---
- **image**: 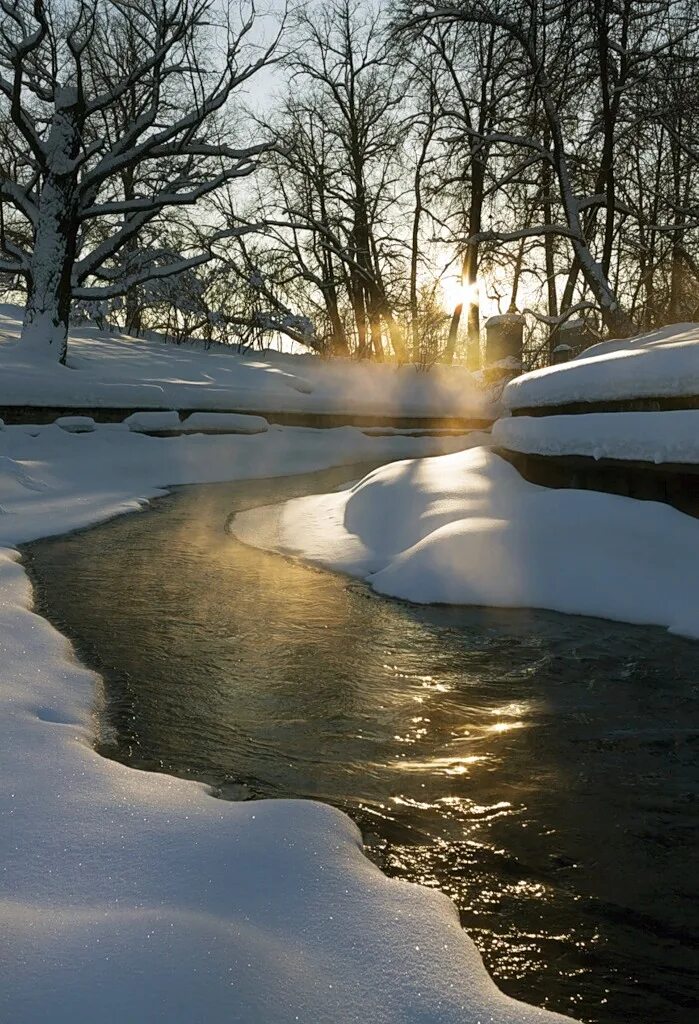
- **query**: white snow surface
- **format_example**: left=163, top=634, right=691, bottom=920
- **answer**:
left=504, top=322, right=699, bottom=409
left=55, top=415, right=97, bottom=433
left=125, top=409, right=182, bottom=432
left=231, top=447, right=699, bottom=641
left=0, top=306, right=492, bottom=418
left=181, top=410, right=269, bottom=433
left=493, top=410, right=699, bottom=464
left=0, top=423, right=570, bottom=1023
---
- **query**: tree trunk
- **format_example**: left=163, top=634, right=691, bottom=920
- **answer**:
left=444, top=151, right=485, bottom=365
left=321, top=255, right=349, bottom=356
left=542, top=130, right=559, bottom=360
left=542, top=88, right=634, bottom=338
left=124, top=289, right=142, bottom=336
left=326, top=296, right=349, bottom=356
left=382, top=308, right=407, bottom=363
left=121, top=169, right=142, bottom=336
left=368, top=296, right=384, bottom=361
left=21, top=97, right=81, bottom=363
left=350, top=274, right=369, bottom=357
left=444, top=243, right=481, bottom=367
left=410, top=159, right=424, bottom=362
left=445, top=299, right=463, bottom=364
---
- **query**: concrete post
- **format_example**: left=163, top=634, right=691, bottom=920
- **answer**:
left=552, top=343, right=574, bottom=364
left=483, top=313, right=524, bottom=388
left=558, top=319, right=594, bottom=356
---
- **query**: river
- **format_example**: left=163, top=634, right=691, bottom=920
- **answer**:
left=24, top=464, right=699, bottom=1024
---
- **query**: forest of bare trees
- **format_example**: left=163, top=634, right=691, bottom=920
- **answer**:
left=1, top=0, right=698, bottom=365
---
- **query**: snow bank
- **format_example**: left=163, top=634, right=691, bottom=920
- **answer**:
left=125, top=409, right=181, bottom=432
left=0, top=424, right=472, bottom=545
left=231, top=447, right=699, bottom=640
left=493, top=409, right=699, bottom=464
left=55, top=414, right=97, bottom=433
left=504, top=322, right=699, bottom=410
left=0, top=306, right=493, bottom=419
left=0, top=424, right=571, bottom=1022
left=180, top=410, right=269, bottom=433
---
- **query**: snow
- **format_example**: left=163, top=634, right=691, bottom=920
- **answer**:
left=55, top=414, right=97, bottom=433
left=0, top=306, right=493, bottom=419
left=493, top=410, right=699, bottom=464
left=486, top=312, right=525, bottom=326
left=0, top=422, right=570, bottom=1023
left=504, top=322, right=699, bottom=409
left=124, top=409, right=181, bottom=432
left=180, top=411, right=269, bottom=433
left=0, top=424, right=471, bottom=545
left=230, top=446, right=699, bottom=641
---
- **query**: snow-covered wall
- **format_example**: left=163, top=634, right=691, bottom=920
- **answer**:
left=504, top=323, right=699, bottom=410
left=493, top=410, right=699, bottom=464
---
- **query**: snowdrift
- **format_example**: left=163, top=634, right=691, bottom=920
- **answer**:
left=231, top=447, right=699, bottom=639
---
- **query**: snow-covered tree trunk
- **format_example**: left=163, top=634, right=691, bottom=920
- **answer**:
left=539, top=68, right=635, bottom=339
left=21, top=93, right=81, bottom=364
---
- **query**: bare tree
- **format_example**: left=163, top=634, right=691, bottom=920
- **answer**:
left=0, top=0, right=280, bottom=362
left=398, top=0, right=640, bottom=337
left=400, top=0, right=699, bottom=347
left=420, top=21, right=507, bottom=363
left=270, top=0, right=410, bottom=360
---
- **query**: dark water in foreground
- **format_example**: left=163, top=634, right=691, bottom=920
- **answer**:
left=24, top=465, right=699, bottom=1024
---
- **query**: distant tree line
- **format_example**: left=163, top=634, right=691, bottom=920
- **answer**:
left=0, top=0, right=697, bottom=364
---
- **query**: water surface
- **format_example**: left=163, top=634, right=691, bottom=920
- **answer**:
left=25, top=466, right=699, bottom=1024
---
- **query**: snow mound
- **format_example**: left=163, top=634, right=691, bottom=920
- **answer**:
left=55, top=415, right=97, bottom=433
left=180, top=411, right=269, bottom=434
left=504, top=322, right=699, bottom=409
left=125, top=409, right=181, bottom=432
left=231, top=447, right=699, bottom=639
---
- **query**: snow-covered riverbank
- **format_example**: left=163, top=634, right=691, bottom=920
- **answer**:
left=1, top=423, right=571, bottom=1023
left=0, top=306, right=493, bottom=420
left=231, top=446, right=699, bottom=640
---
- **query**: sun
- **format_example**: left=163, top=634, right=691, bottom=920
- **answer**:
left=440, top=277, right=479, bottom=314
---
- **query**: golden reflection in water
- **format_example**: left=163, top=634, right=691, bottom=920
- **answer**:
left=421, top=680, right=451, bottom=693
left=489, top=720, right=525, bottom=734
left=374, top=834, right=595, bottom=1005
left=438, top=797, right=513, bottom=817
left=488, top=702, right=531, bottom=718
left=395, top=753, right=489, bottom=775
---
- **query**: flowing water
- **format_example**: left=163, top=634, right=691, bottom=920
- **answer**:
left=24, top=465, right=699, bottom=1024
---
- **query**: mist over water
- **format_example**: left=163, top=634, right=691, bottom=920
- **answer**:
left=25, top=465, right=699, bottom=1024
